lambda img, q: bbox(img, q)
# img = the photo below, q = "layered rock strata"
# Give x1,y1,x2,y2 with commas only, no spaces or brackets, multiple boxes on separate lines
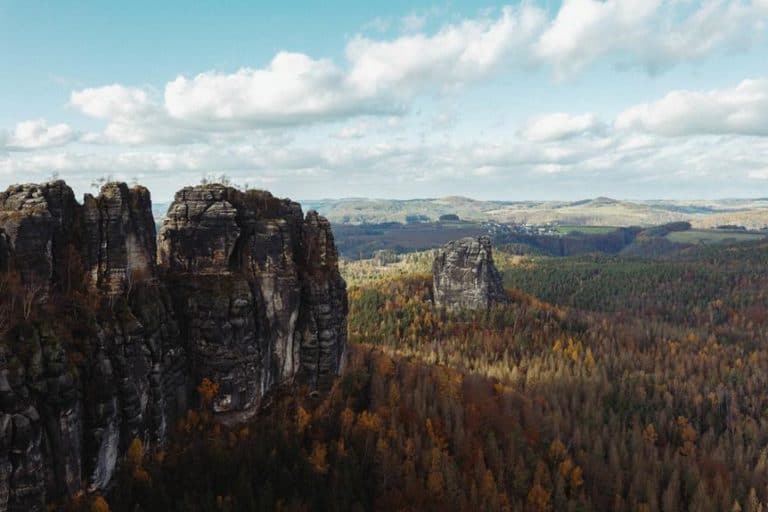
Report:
158,185,347,417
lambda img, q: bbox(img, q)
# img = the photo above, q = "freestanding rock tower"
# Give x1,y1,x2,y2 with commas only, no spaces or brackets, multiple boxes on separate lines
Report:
432,236,507,311
158,184,348,418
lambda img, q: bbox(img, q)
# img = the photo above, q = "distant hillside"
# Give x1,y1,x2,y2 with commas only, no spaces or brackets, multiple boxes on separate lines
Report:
154,196,768,231
302,196,768,229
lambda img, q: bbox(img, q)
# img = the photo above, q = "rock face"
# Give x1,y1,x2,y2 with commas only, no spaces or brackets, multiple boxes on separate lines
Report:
0,181,79,298
158,185,347,417
0,181,347,510
432,236,507,311
83,182,157,295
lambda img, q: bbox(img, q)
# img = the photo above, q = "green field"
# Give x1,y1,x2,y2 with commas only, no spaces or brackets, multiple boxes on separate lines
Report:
553,225,619,235
666,229,766,244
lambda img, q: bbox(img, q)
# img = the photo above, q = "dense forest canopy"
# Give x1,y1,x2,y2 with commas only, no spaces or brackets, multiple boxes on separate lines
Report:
69,240,768,511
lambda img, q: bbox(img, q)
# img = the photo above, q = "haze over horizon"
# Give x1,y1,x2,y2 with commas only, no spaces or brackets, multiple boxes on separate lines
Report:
2,0,768,202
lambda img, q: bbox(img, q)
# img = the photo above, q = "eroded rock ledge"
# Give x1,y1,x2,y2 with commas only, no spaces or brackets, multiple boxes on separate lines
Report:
0,181,347,511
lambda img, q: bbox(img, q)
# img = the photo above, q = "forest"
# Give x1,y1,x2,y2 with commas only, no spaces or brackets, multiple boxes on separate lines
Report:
69,240,768,511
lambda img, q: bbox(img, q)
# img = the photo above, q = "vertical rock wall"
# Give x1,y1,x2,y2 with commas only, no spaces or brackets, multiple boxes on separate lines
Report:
0,180,347,510
158,185,347,419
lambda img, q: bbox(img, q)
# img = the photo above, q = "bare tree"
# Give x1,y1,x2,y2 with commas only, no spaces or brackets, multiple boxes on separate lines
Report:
90,174,114,192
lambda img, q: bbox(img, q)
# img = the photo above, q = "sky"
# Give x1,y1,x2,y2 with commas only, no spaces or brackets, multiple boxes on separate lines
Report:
1,0,768,202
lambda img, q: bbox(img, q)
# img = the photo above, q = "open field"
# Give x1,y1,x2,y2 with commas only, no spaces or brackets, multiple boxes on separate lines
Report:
553,225,620,235
666,229,766,244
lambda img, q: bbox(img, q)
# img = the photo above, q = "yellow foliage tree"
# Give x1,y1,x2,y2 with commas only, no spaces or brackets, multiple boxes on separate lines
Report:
197,378,219,407
90,496,111,512
527,483,551,512
296,406,311,434
308,442,329,474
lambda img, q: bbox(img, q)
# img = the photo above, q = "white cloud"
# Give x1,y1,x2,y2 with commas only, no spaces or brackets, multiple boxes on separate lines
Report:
520,112,604,141
164,53,373,126
70,84,220,145
0,119,76,150
615,78,768,136
64,6,547,144
346,5,546,97
55,2,766,146
70,84,153,119
536,0,661,75
165,6,545,127
2,126,768,200
333,123,368,140
536,0,762,76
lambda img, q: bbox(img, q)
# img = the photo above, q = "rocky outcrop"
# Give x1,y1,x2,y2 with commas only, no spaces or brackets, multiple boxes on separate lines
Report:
0,181,79,297
0,181,187,511
83,182,157,295
158,185,347,418
0,180,347,510
432,236,507,311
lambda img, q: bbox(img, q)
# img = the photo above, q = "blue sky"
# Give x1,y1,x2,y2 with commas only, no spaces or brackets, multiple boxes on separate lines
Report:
1,0,768,202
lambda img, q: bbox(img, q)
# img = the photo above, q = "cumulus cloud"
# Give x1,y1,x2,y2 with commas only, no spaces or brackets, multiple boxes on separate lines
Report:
615,78,768,136
536,0,661,75
164,53,378,126
536,0,762,76
70,84,218,145
164,6,544,127
345,5,545,97
3,130,766,199
0,119,76,150
519,113,605,141
0,0,764,200
58,2,767,146
70,84,153,119
64,6,547,144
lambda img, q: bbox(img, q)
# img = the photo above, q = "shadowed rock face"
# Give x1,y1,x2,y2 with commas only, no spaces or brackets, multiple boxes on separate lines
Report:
432,236,507,311
0,181,78,298
0,181,347,511
83,182,157,295
158,185,347,418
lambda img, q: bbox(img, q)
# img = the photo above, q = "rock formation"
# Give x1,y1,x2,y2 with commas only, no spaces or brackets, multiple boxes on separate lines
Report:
432,236,507,311
0,180,347,511
158,184,347,418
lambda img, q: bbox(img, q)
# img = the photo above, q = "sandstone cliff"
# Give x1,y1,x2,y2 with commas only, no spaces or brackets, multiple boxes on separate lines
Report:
158,185,347,418
0,181,347,511
432,236,507,311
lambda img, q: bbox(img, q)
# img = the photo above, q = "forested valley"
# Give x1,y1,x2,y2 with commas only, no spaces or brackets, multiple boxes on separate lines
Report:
83,241,768,512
